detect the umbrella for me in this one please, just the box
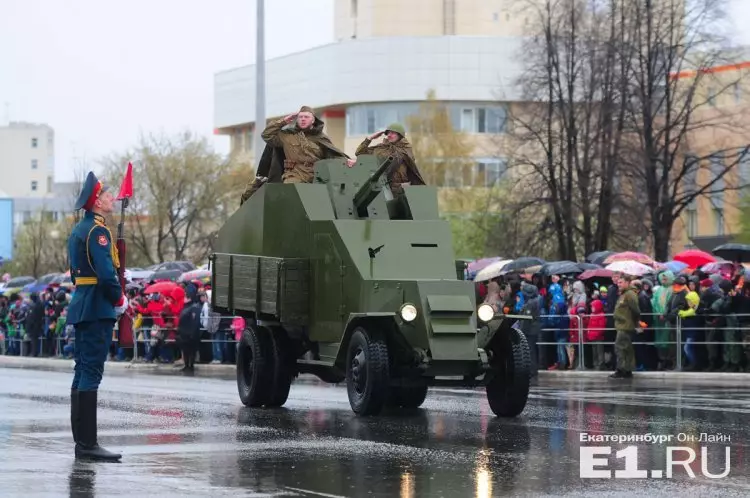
[605,261,653,276]
[501,257,546,274]
[577,262,601,271]
[663,260,689,273]
[604,251,656,266]
[541,261,582,276]
[518,265,543,276]
[467,257,503,274]
[144,281,179,295]
[586,251,614,265]
[700,261,734,276]
[578,268,614,280]
[473,259,513,282]
[712,243,750,263]
[673,249,716,269]
[178,269,211,283]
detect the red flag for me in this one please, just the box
[117,162,134,200]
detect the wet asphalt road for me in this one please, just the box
[1,366,749,497]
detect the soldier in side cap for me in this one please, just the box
[240,105,349,204]
[67,171,128,461]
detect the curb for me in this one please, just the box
[537,369,750,381]
[2,356,747,382]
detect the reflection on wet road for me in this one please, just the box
[1,367,748,496]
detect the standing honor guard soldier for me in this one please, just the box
[67,171,129,461]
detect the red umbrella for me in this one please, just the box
[673,249,716,269]
[603,251,656,266]
[578,269,614,280]
[144,281,179,295]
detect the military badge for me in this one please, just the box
[98,235,108,246]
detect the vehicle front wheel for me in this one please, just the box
[485,327,531,417]
[345,327,390,416]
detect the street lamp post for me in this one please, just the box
[253,0,266,160]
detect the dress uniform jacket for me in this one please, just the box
[66,211,123,324]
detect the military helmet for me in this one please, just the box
[385,123,406,137]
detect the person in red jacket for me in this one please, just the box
[587,299,607,369]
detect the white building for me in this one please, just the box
[213,0,528,187]
[0,122,55,198]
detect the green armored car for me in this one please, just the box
[210,155,531,416]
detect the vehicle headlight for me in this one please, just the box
[477,304,495,323]
[400,303,418,322]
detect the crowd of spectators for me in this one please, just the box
[479,269,750,375]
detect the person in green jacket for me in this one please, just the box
[611,274,641,378]
[651,270,675,370]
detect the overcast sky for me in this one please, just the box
[1,0,749,182]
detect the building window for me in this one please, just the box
[684,154,698,209]
[47,176,52,193]
[444,167,463,188]
[31,159,38,169]
[244,129,253,152]
[475,158,507,186]
[460,106,506,134]
[738,147,750,189]
[710,154,725,208]
[345,102,507,136]
[31,137,38,148]
[707,86,717,107]
[350,0,357,16]
[686,209,697,238]
[735,82,742,104]
[31,181,38,192]
[493,12,499,21]
[714,208,724,235]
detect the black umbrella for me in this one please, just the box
[502,257,546,273]
[541,261,582,276]
[577,262,601,271]
[712,243,750,263]
[586,251,614,265]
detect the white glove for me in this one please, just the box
[114,295,129,316]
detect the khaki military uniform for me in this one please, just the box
[262,119,329,184]
[355,137,425,194]
[613,287,640,373]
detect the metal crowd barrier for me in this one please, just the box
[3,312,750,371]
[535,311,750,371]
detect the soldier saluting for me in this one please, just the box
[351,123,425,195]
[241,106,349,203]
[67,171,128,461]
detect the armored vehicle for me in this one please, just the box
[210,155,531,416]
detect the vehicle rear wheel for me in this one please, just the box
[237,325,272,407]
[389,383,428,409]
[485,327,530,417]
[266,327,294,407]
[345,327,390,416]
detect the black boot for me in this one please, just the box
[75,391,121,462]
[70,389,80,443]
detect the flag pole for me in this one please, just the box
[115,162,134,349]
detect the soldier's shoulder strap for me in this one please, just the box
[85,220,120,271]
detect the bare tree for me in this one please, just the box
[505,0,634,260]
[101,131,246,265]
[506,0,749,260]
[619,0,750,259]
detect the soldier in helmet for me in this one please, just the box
[240,106,349,204]
[66,171,128,461]
[350,123,425,195]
